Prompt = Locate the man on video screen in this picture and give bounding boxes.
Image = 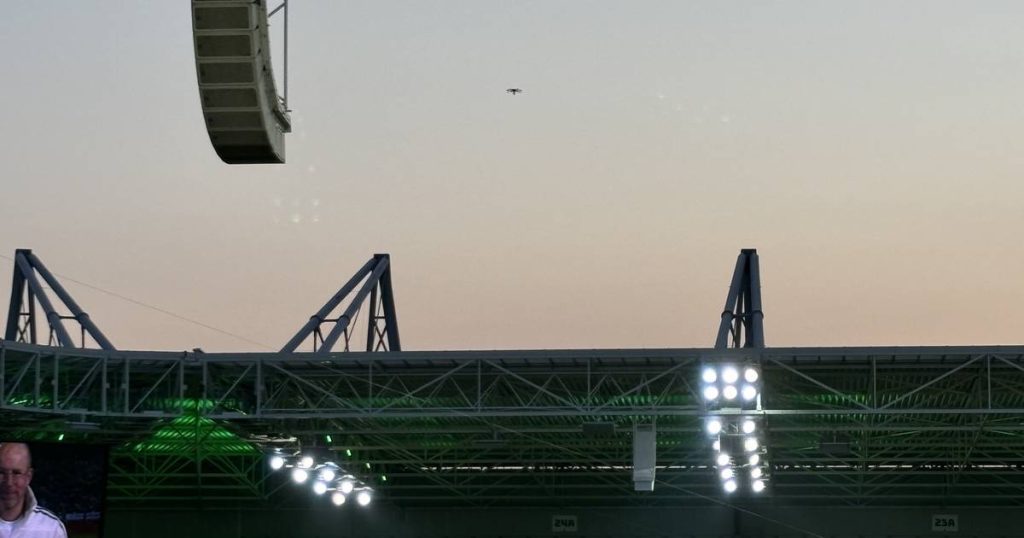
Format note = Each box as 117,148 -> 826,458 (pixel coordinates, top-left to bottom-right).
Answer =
0,442 -> 67,538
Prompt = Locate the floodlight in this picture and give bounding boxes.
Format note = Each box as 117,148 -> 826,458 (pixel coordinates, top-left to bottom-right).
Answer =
269,455 -> 285,470
721,366 -> 739,384
703,386 -> 720,400
702,368 -> 717,383
744,437 -> 759,452
706,419 -> 723,435
331,492 -> 346,506
356,490 -> 372,506
741,385 -> 757,401
291,468 -> 309,483
719,467 -> 734,480
716,453 -> 730,466
723,479 -> 738,493
741,420 -> 756,434
723,385 -> 738,400
752,479 -> 766,493
319,466 -> 337,482
748,454 -> 760,466
744,368 -> 759,383
750,467 -> 763,479
340,478 -> 355,494
313,481 -> 328,495
299,455 -> 314,469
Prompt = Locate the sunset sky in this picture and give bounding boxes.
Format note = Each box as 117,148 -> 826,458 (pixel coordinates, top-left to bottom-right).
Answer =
2,1 -> 1023,352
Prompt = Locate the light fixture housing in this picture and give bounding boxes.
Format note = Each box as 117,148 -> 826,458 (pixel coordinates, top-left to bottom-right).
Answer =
356,490 -> 372,506
340,477 -> 355,494
319,465 -> 337,482
701,360 -> 768,497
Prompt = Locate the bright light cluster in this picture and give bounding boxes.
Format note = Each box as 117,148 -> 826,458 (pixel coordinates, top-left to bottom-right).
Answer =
701,365 -> 761,409
268,452 -> 375,507
707,421 -> 768,494
701,363 -> 769,495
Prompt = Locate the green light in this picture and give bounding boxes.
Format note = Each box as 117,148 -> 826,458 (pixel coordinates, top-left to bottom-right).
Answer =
365,462 -> 371,469
57,434 -> 65,442
381,474 -> 387,482
326,434 -> 333,444
346,449 -> 352,457
129,399 -> 258,456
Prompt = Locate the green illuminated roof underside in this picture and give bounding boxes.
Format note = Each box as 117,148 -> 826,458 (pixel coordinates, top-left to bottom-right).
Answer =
131,399 -> 257,456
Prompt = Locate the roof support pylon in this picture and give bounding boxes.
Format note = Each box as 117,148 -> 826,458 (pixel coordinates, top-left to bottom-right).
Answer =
4,249 -> 116,350
714,249 -> 765,349
280,254 -> 401,354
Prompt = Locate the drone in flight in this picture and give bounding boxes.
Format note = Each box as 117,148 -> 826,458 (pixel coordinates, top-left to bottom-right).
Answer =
506,88 -> 523,95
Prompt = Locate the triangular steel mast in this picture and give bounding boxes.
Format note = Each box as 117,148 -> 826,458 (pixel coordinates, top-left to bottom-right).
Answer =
280,254 -> 401,353
714,249 -> 765,350
4,249 -> 115,350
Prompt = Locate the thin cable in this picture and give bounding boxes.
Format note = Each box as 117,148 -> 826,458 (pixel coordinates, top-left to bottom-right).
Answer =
0,253 -> 273,350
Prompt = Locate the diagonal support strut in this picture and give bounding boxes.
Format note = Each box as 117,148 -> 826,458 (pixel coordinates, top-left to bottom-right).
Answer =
715,248 -> 765,350
280,254 -> 401,353
4,249 -> 115,350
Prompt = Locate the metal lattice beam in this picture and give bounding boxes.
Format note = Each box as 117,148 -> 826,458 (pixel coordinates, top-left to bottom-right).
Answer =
6,342 -> 1024,506
4,248 -> 1024,507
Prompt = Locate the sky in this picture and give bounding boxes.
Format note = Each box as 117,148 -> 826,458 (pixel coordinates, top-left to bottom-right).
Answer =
2,1 -> 1024,353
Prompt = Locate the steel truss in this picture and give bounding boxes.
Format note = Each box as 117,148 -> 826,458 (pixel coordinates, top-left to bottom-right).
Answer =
715,248 -> 764,350
4,249 -> 115,350
5,341 -> 1024,506
281,253 -> 401,353
4,248 -> 1024,507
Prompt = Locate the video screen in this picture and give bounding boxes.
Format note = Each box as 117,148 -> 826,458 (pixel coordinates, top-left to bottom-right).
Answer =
1,441 -> 108,538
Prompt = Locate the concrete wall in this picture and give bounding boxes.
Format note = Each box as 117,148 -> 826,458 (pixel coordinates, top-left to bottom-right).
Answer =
103,505 -> 1024,538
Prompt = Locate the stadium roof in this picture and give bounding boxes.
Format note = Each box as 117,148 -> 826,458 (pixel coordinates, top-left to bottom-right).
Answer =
4,340 -> 1024,508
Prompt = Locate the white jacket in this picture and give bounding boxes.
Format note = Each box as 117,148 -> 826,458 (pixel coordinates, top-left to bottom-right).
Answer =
0,487 -> 67,538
